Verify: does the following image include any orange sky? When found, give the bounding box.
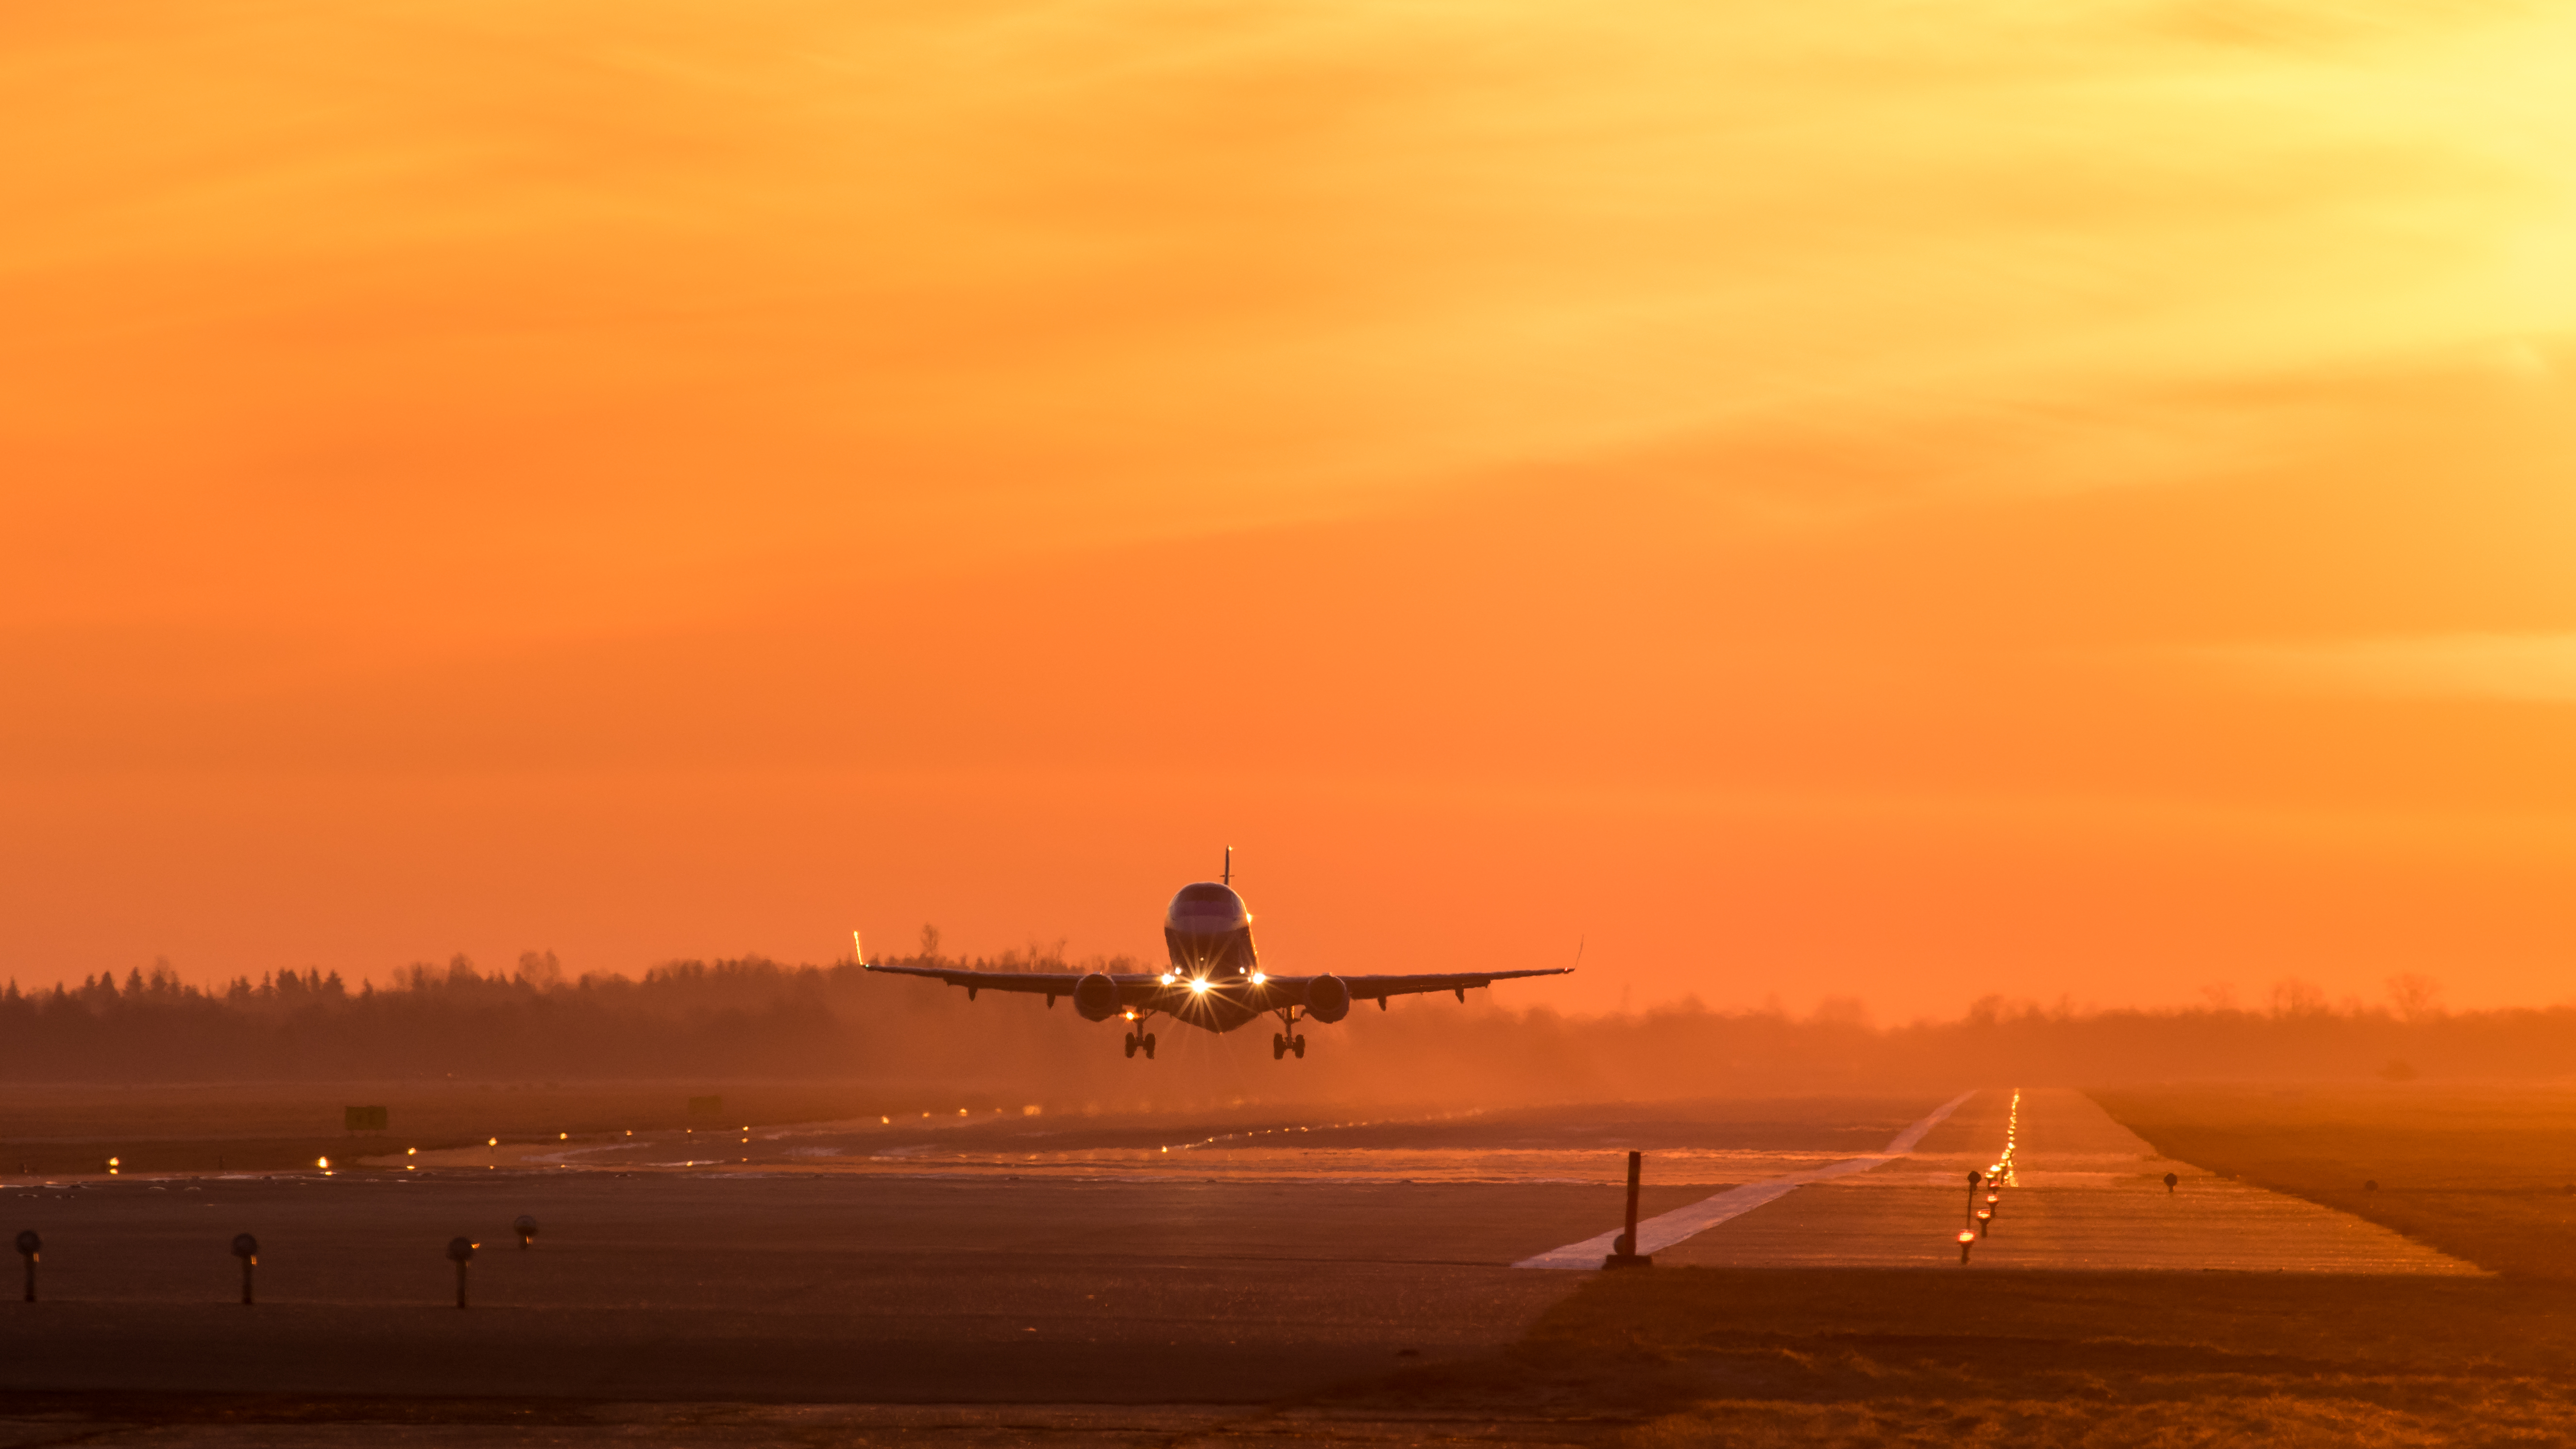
[5,0,2575,1019]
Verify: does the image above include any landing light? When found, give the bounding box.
[1160,973,1175,985]
[1251,972,1265,985]
[1188,978,1210,995]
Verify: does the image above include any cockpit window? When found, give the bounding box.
[1169,883,1243,915]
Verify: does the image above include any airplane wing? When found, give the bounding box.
[1272,967,1573,1004]
[862,961,1570,1008]
[861,962,1156,1002]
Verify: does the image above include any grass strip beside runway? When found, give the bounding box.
[2099,1084,2576,1283]
[1336,1266,2576,1446]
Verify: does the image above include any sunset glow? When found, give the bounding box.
[5,0,2574,1016]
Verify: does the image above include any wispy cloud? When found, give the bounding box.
[2201,632,2576,702]
[6,0,2576,638]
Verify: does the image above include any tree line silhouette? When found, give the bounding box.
[6,950,2574,1096]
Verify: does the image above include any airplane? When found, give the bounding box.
[859,850,1572,1060]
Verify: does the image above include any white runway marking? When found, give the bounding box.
[1513,1090,1975,1269]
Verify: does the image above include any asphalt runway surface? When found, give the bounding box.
[0,1088,2474,1445]
[0,1096,1953,1404]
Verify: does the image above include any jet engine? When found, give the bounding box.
[1306,974,1352,1023]
[1072,972,1121,1022]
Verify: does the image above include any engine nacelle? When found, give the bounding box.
[1306,974,1352,1024]
[1072,972,1121,1022]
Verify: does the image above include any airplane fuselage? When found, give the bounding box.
[1165,881,1256,973]
[1153,881,1275,1032]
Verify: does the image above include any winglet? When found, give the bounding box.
[852,930,866,968]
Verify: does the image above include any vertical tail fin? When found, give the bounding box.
[1222,846,1232,885]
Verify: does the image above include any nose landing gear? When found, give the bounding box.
[1123,1030,1157,1060]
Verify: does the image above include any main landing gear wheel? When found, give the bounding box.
[1271,1032,1287,1060]
[1292,1034,1306,1059]
[1142,1033,1156,1060]
[1124,1032,1138,1059]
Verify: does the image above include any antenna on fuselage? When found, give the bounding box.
[1222,846,1232,886]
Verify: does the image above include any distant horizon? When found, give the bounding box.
[10,950,2559,1029]
[14,954,2576,1096]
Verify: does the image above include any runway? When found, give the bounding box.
[1649,1088,2481,1273]
[0,1095,1946,1403]
[1514,1090,1974,1267]
[377,1095,1933,1186]
[0,1090,2475,1412]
